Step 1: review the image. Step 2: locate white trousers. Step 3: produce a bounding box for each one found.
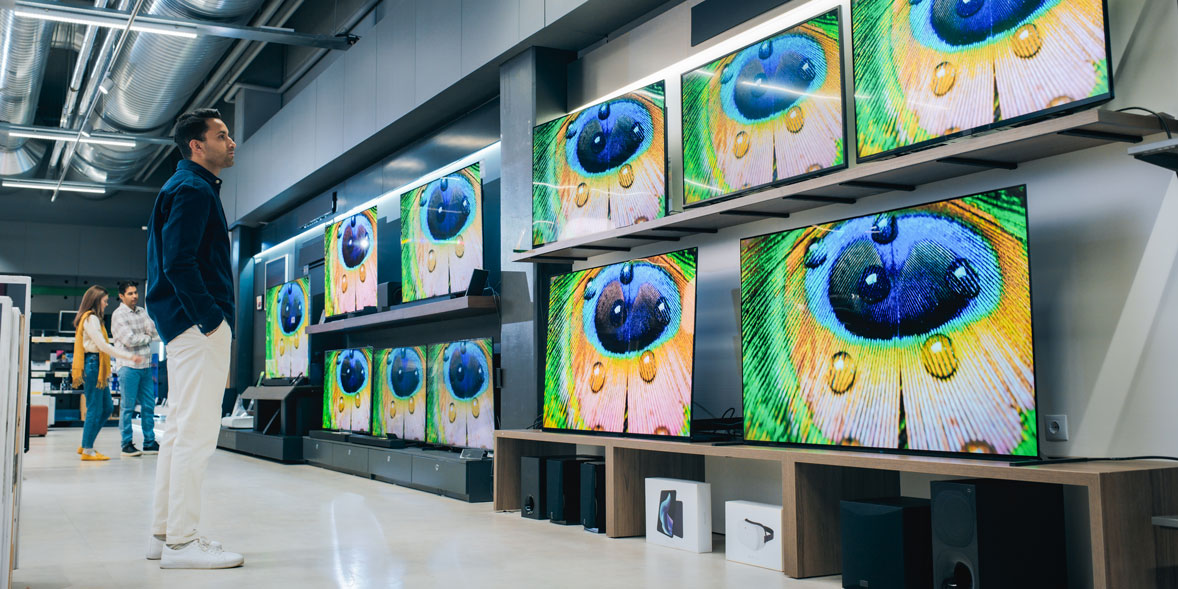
[151,321,231,544]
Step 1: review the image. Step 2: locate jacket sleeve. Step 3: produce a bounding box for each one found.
[160,183,224,334]
[84,315,136,362]
[111,308,152,348]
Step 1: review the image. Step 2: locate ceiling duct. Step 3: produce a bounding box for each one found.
[68,0,265,184]
[0,10,54,177]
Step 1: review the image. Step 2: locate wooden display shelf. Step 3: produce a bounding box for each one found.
[511,109,1166,263]
[307,295,497,335]
[493,429,1178,588]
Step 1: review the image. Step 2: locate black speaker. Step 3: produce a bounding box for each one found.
[840,497,932,589]
[547,456,595,524]
[930,479,1067,589]
[580,461,606,533]
[520,456,548,520]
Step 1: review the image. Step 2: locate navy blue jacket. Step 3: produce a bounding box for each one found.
[146,159,235,344]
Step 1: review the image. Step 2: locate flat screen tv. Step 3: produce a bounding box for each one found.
[852,0,1112,161]
[323,347,373,434]
[682,9,846,206]
[740,185,1037,458]
[264,277,310,379]
[325,207,378,317]
[426,338,495,449]
[532,80,667,246]
[543,248,697,438]
[372,346,427,442]
[401,163,483,302]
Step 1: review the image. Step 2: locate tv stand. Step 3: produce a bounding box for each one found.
[493,429,1178,588]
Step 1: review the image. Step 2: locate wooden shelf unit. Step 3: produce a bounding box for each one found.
[511,109,1166,263]
[307,295,497,335]
[493,429,1178,588]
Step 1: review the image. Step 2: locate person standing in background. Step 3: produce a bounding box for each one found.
[72,285,145,461]
[145,108,241,569]
[111,280,159,458]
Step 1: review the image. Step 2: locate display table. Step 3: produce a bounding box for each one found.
[493,429,1178,588]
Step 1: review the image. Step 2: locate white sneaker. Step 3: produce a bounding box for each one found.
[159,537,243,569]
[148,535,220,560]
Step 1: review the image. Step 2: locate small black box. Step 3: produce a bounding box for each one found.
[547,456,595,524]
[580,461,606,533]
[840,497,932,589]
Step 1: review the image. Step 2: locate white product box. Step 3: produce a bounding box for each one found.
[725,500,783,571]
[645,477,712,553]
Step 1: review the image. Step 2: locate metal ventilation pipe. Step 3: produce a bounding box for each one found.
[0,10,55,177]
[69,0,265,183]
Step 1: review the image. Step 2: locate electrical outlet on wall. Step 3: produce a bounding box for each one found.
[1044,414,1069,442]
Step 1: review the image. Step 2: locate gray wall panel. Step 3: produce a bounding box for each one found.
[461,0,519,77]
[376,0,416,129]
[343,31,378,150]
[314,65,346,168]
[286,89,318,194]
[414,0,463,105]
[544,0,583,24]
[519,0,545,37]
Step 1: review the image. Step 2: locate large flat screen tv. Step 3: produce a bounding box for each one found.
[325,207,378,317]
[532,81,667,246]
[401,163,483,302]
[426,338,495,450]
[323,347,374,434]
[741,186,1036,458]
[264,277,309,379]
[372,346,427,442]
[682,9,846,206]
[544,248,697,438]
[852,0,1112,161]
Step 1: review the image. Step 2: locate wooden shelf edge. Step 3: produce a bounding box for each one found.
[307,295,498,335]
[511,109,1166,263]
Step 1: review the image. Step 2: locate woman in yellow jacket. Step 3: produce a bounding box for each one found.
[72,285,145,461]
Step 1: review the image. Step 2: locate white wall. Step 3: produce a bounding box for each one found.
[563,0,1178,548]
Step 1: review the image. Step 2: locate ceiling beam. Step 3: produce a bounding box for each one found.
[0,123,174,146]
[14,0,357,49]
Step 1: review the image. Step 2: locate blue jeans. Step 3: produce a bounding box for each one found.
[80,355,114,449]
[119,366,156,446]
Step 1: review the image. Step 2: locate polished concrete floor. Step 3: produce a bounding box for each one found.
[12,429,841,588]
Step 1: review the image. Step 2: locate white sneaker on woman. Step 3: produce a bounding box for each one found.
[159,537,243,569]
[147,535,221,560]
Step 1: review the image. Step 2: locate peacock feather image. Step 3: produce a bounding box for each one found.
[683,10,845,205]
[325,207,378,316]
[544,249,696,437]
[323,347,373,433]
[372,347,427,441]
[264,278,309,379]
[401,163,483,302]
[532,81,667,246]
[426,339,495,449]
[853,0,1110,159]
[741,186,1036,456]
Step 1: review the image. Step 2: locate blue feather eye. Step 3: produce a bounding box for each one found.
[910,0,1048,48]
[581,262,682,357]
[419,174,475,242]
[443,341,489,400]
[388,348,423,399]
[564,98,654,176]
[803,213,1003,341]
[277,282,305,335]
[337,349,370,395]
[720,32,827,124]
[337,213,373,269]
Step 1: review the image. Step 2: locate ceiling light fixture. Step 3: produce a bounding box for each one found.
[8,130,136,148]
[3,181,107,194]
[13,9,199,39]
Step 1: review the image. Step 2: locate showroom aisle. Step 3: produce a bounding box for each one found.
[13,431,838,588]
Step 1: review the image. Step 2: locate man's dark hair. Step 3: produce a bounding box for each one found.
[118,280,139,295]
[174,108,222,159]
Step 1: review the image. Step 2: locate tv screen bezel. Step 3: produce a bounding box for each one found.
[737,185,1039,461]
[849,0,1115,163]
[680,6,850,208]
[541,246,700,442]
[530,80,671,248]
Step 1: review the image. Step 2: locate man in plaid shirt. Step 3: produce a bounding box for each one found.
[112,280,159,457]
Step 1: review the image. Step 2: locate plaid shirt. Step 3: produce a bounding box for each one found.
[111,304,156,370]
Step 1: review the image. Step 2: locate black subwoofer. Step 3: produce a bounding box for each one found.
[930,479,1067,589]
[520,456,548,519]
[840,497,932,589]
[580,461,606,533]
[547,456,595,524]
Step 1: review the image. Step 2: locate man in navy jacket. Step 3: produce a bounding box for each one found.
[144,108,243,569]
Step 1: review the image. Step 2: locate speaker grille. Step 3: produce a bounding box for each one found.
[932,491,975,548]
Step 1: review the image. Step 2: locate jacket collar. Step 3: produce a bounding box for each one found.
[177,159,221,188]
